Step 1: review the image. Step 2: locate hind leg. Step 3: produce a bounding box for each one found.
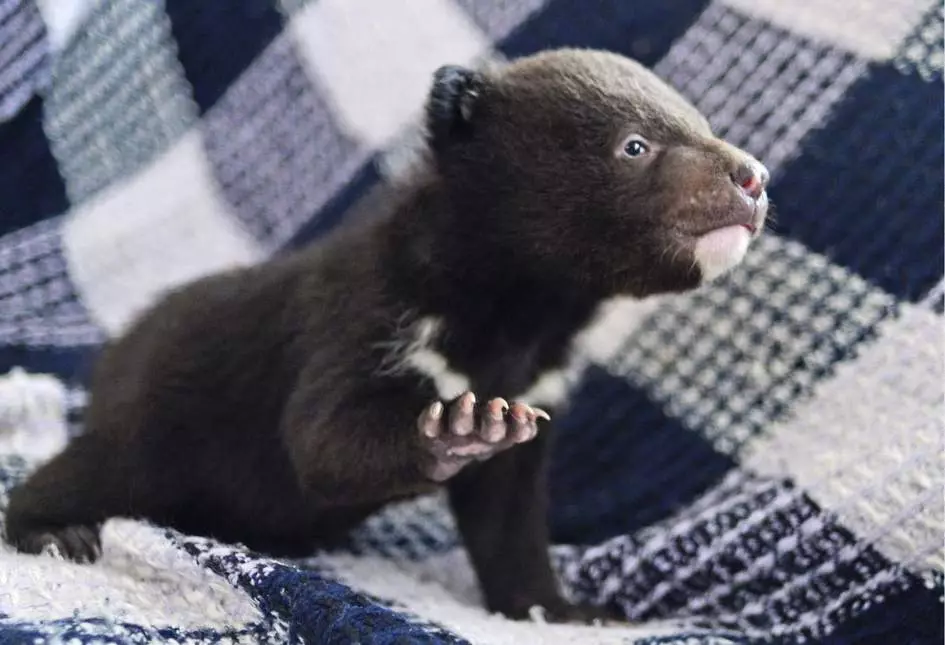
[4,434,127,562]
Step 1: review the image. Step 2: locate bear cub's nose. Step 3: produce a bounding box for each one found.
[731,160,769,200]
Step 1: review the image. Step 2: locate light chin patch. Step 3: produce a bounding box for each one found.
[693,225,751,282]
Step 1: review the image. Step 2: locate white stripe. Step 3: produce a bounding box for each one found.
[377,316,472,401]
[34,0,97,53]
[382,295,660,406]
[718,0,931,61]
[405,347,472,401]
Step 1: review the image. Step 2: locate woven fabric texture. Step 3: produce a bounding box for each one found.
[0,1,942,643]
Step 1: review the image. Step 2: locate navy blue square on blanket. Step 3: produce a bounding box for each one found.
[0,96,67,237]
[769,62,944,302]
[499,0,710,67]
[164,0,286,113]
[551,367,736,545]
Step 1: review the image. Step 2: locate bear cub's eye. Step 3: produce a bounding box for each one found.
[623,137,650,158]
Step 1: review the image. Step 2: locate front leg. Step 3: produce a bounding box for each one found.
[282,375,606,621]
[282,377,435,508]
[447,424,614,623]
[281,376,546,509]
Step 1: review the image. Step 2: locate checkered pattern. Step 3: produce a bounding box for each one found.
[0,1,941,643]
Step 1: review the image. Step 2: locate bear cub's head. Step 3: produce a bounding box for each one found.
[425,48,769,299]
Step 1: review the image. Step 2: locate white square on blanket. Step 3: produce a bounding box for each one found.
[61,131,264,335]
[289,0,491,147]
[742,304,945,570]
[719,0,932,60]
[34,0,97,52]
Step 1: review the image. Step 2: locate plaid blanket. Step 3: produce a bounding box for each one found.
[0,0,942,643]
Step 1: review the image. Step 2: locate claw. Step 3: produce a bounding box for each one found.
[460,392,476,413]
[508,401,529,423]
[507,402,536,443]
[419,402,444,438]
[450,392,477,436]
[486,401,504,421]
[480,398,509,443]
[420,393,547,482]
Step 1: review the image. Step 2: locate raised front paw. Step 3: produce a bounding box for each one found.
[417,392,549,482]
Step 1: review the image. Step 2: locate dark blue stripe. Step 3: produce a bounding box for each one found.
[550,366,736,544]
[164,0,285,113]
[768,62,944,302]
[174,535,471,645]
[0,95,68,235]
[0,617,267,645]
[815,574,943,645]
[0,344,97,385]
[499,0,710,68]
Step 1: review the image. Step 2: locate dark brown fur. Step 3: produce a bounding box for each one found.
[3,49,768,622]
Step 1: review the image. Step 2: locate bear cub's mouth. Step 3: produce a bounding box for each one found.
[689,191,768,240]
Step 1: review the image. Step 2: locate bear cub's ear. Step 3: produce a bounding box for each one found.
[426,65,484,147]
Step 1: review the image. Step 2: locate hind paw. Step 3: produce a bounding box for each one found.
[10,525,101,563]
